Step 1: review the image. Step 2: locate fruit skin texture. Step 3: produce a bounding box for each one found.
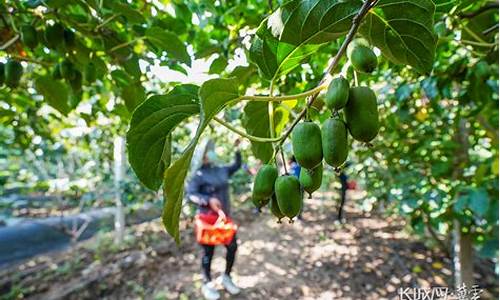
[325,76,349,110]
[269,194,285,223]
[20,25,38,48]
[5,60,23,88]
[44,23,64,49]
[0,62,4,86]
[299,163,323,199]
[345,87,379,143]
[252,195,270,212]
[348,40,377,73]
[252,164,278,199]
[275,175,302,221]
[292,121,323,169]
[322,118,349,168]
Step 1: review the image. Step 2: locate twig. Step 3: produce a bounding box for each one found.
[95,14,119,32]
[239,85,327,102]
[482,23,499,36]
[109,36,144,52]
[423,212,450,257]
[213,116,282,143]
[0,34,19,50]
[458,2,498,19]
[10,55,52,66]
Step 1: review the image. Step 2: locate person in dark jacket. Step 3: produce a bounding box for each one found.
[186,139,242,300]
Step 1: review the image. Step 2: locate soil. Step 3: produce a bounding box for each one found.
[1,191,497,300]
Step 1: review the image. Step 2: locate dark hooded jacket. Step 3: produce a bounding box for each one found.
[186,152,241,215]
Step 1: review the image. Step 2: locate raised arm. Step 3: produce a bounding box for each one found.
[226,151,242,176]
[226,139,242,176]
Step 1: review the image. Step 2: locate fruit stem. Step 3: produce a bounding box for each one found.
[9,54,52,66]
[213,117,283,143]
[280,148,288,175]
[268,81,276,140]
[270,0,378,160]
[238,84,327,102]
[353,70,359,86]
[109,37,144,53]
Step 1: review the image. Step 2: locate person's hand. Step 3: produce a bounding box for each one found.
[208,197,222,212]
[234,138,241,148]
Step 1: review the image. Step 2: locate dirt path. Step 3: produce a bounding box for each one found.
[1,191,497,300]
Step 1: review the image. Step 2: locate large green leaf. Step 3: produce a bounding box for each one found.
[146,27,191,66]
[469,188,489,218]
[359,0,437,74]
[209,56,228,74]
[249,0,362,80]
[34,76,71,115]
[242,102,274,162]
[162,78,240,243]
[242,102,290,162]
[126,84,200,191]
[111,2,146,24]
[121,83,146,112]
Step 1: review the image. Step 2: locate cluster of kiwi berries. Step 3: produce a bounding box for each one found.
[1,23,95,91]
[251,39,380,223]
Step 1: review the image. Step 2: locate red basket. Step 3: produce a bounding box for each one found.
[347,180,357,190]
[195,211,237,246]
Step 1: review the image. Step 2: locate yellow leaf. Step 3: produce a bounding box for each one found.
[412,265,423,273]
[415,108,428,122]
[282,99,297,108]
[432,262,443,269]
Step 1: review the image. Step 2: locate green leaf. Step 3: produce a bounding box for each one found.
[433,0,458,13]
[146,27,191,66]
[241,102,289,162]
[242,102,274,162]
[126,84,200,191]
[249,0,362,80]
[469,188,489,218]
[209,56,228,74]
[454,193,469,213]
[478,239,499,258]
[34,76,71,115]
[111,2,146,24]
[121,83,146,112]
[122,54,142,80]
[359,0,437,74]
[162,78,240,243]
[111,69,133,87]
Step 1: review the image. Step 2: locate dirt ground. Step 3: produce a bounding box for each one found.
[1,191,497,300]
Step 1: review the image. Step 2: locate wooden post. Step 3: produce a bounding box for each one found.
[451,119,475,288]
[113,136,126,244]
